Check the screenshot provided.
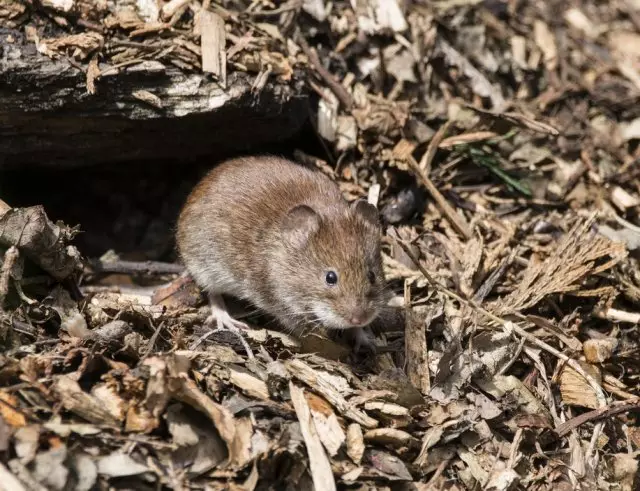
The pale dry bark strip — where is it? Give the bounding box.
[200,10,227,86]
[289,382,337,491]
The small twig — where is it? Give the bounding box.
[497,336,526,376]
[405,155,472,239]
[425,457,452,487]
[555,400,640,438]
[482,441,505,489]
[594,307,640,324]
[10,319,38,338]
[246,1,301,16]
[14,281,37,305]
[141,321,166,360]
[507,428,523,469]
[419,120,451,173]
[390,229,608,463]
[76,18,105,33]
[86,259,184,276]
[296,34,354,111]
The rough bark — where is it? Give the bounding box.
[0,28,308,168]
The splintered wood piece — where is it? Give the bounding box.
[285,359,378,428]
[0,461,27,491]
[52,376,121,427]
[289,383,337,491]
[346,423,365,464]
[200,10,226,86]
[403,282,430,394]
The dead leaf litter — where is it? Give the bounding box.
[2,0,640,489]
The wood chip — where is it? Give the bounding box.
[285,359,378,428]
[289,383,337,491]
[583,338,618,363]
[559,362,602,409]
[363,428,416,448]
[404,283,430,394]
[200,10,227,86]
[0,461,27,491]
[228,367,270,400]
[52,376,121,427]
[346,424,365,464]
[132,90,163,109]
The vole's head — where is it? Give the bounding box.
[274,199,386,330]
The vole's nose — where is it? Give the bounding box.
[347,308,369,327]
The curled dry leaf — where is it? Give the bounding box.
[0,207,82,281]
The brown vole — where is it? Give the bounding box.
[176,155,386,353]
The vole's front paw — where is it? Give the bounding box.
[351,327,377,355]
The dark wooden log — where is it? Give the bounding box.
[0,27,308,168]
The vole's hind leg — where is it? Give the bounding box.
[190,292,254,358]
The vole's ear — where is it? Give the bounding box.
[282,205,320,248]
[351,199,380,228]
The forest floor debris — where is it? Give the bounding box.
[2,0,640,490]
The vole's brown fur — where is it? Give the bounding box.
[176,155,386,337]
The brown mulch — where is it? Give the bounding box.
[2,0,640,490]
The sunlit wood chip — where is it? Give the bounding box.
[97,452,149,477]
[228,368,270,400]
[290,382,336,491]
[307,394,345,457]
[363,401,410,417]
[583,338,618,363]
[92,384,127,422]
[363,428,416,448]
[486,468,520,490]
[132,90,163,109]
[612,453,639,491]
[559,362,602,409]
[0,391,27,428]
[351,0,408,34]
[41,0,74,13]
[346,424,365,464]
[0,461,27,491]
[611,186,640,212]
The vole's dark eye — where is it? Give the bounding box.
[368,270,376,284]
[325,271,338,286]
